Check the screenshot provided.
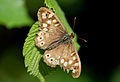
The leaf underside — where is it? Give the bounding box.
[23,0,80,82]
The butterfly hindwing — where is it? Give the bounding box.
[43,41,81,78]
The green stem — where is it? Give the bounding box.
[37,72,45,82]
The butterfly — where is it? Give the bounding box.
[35,7,81,78]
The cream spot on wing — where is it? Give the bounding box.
[61,59,64,63]
[43,23,47,27]
[42,15,46,19]
[71,52,75,56]
[52,61,56,65]
[74,63,79,66]
[70,67,74,70]
[43,28,48,31]
[47,59,52,63]
[42,13,46,19]
[53,19,57,23]
[45,33,49,38]
[48,14,53,18]
[64,62,68,67]
[69,60,73,64]
[57,56,60,59]
[53,60,59,65]
[55,24,59,27]
[47,20,51,24]
[37,37,40,41]
[42,13,46,16]
[73,56,76,60]
[72,69,76,73]
[38,32,44,36]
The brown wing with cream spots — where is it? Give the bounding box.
[35,7,67,49]
[43,41,81,78]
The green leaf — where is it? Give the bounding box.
[0,0,33,29]
[23,0,80,82]
[23,22,45,82]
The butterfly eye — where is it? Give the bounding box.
[39,41,45,46]
[39,36,43,40]
[51,58,55,61]
[37,36,43,42]
[51,58,53,61]
[45,54,51,58]
[37,36,44,42]
[47,54,50,57]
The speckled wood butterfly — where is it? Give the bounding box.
[35,7,81,78]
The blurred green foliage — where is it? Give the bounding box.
[0,46,39,82]
[57,0,85,16]
[0,0,33,29]
[110,66,120,82]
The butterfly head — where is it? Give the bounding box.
[70,33,75,39]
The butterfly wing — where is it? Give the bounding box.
[43,41,81,78]
[35,7,67,49]
[35,7,81,78]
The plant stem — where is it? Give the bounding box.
[37,72,45,82]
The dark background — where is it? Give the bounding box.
[0,0,119,82]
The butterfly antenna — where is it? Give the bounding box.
[72,17,88,47]
[73,17,76,31]
[79,38,87,43]
[71,17,77,38]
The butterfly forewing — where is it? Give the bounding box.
[35,7,66,49]
[35,7,81,78]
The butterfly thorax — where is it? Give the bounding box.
[46,33,72,50]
